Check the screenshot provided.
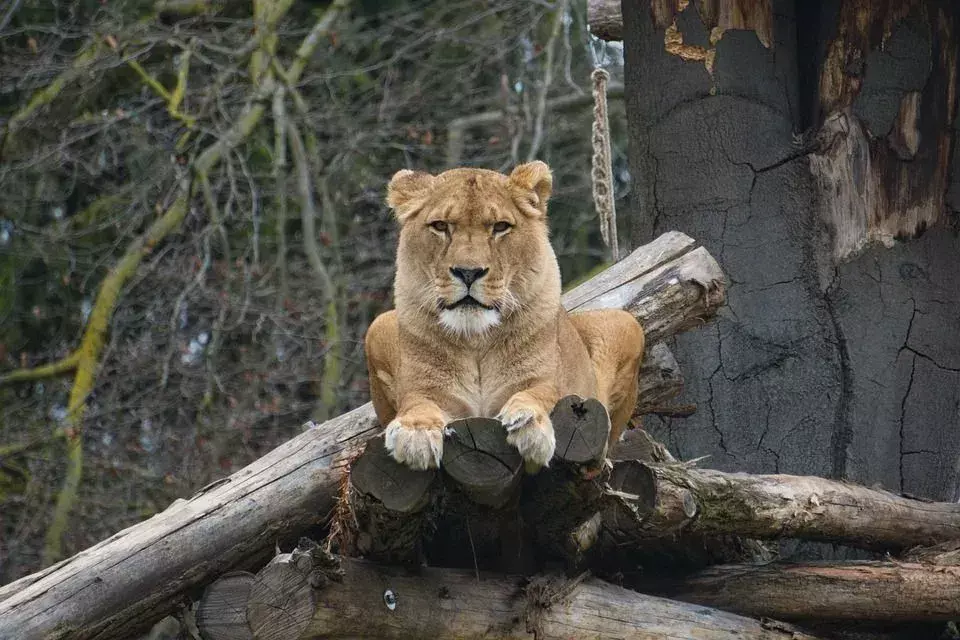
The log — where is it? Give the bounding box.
[562,231,726,345]
[587,0,622,41]
[0,404,381,640]
[611,462,960,551]
[0,231,724,639]
[196,546,823,640]
[643,556,960,623]
[441,417,523,507]
[338,435,438,563]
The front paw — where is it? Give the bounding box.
[498,400,555,471]
[384,415,445,471]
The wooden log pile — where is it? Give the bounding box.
[3,231,960,640]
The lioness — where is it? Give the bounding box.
[364,161,645,471]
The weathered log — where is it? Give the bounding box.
[642,555,960,623]
[0,231,724,639]
[614,462,960,551]
[196,548,823,640]
[587,0,622,40]
[563,231,725,344]
[0,404,381,640]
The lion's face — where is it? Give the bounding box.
[387,162,561,337]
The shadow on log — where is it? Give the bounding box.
[195,541,824,640]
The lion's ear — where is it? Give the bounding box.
[508,161,553,216]
[387,169,435,223]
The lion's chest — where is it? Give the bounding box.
[454,356,517,418]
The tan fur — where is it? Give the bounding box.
[364,161,645,470]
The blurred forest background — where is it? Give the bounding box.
[0,0,626,582]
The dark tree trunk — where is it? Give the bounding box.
[619,0,960,563]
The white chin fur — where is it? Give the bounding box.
[439,308,501,336]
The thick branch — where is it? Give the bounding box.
[0,230,720,637]
[0,351,80,385]
[614,462,960,551]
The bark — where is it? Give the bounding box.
[196,548,823,640]
[621,0,960,536]
[0,230,722,640]
[644,555,960,622]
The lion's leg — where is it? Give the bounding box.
[364,310,401,426]
[364,311,448,470]
[568,309,645,444]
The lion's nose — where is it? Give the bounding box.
[450,267,488,286]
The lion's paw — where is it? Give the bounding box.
[384,418,444,471]
[498,402,555,471]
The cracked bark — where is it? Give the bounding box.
[621,0,960,531]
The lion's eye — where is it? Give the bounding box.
[492,221,512,234]
[429,220,448,233]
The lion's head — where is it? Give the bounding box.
[386,161,562,338]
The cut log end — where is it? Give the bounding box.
[441,417,522,508]
[195,571,255,640]
[246,547,320,640]
[551,395,611,464]
[350,434,436,513]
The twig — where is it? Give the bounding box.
[526,0,566,162]
[286,120,333,302]
[0,352,81,385]
[446,82,623,166]
[271,87,289,307]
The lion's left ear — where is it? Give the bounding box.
[508,161,553,216]
[387,169,435,223]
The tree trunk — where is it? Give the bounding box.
[0,230,723,640]
[619,0,960,568]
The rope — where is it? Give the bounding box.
[591,68,619,262]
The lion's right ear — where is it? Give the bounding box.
[387,169,435,223]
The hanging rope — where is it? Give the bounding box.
[591,67,619,262]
